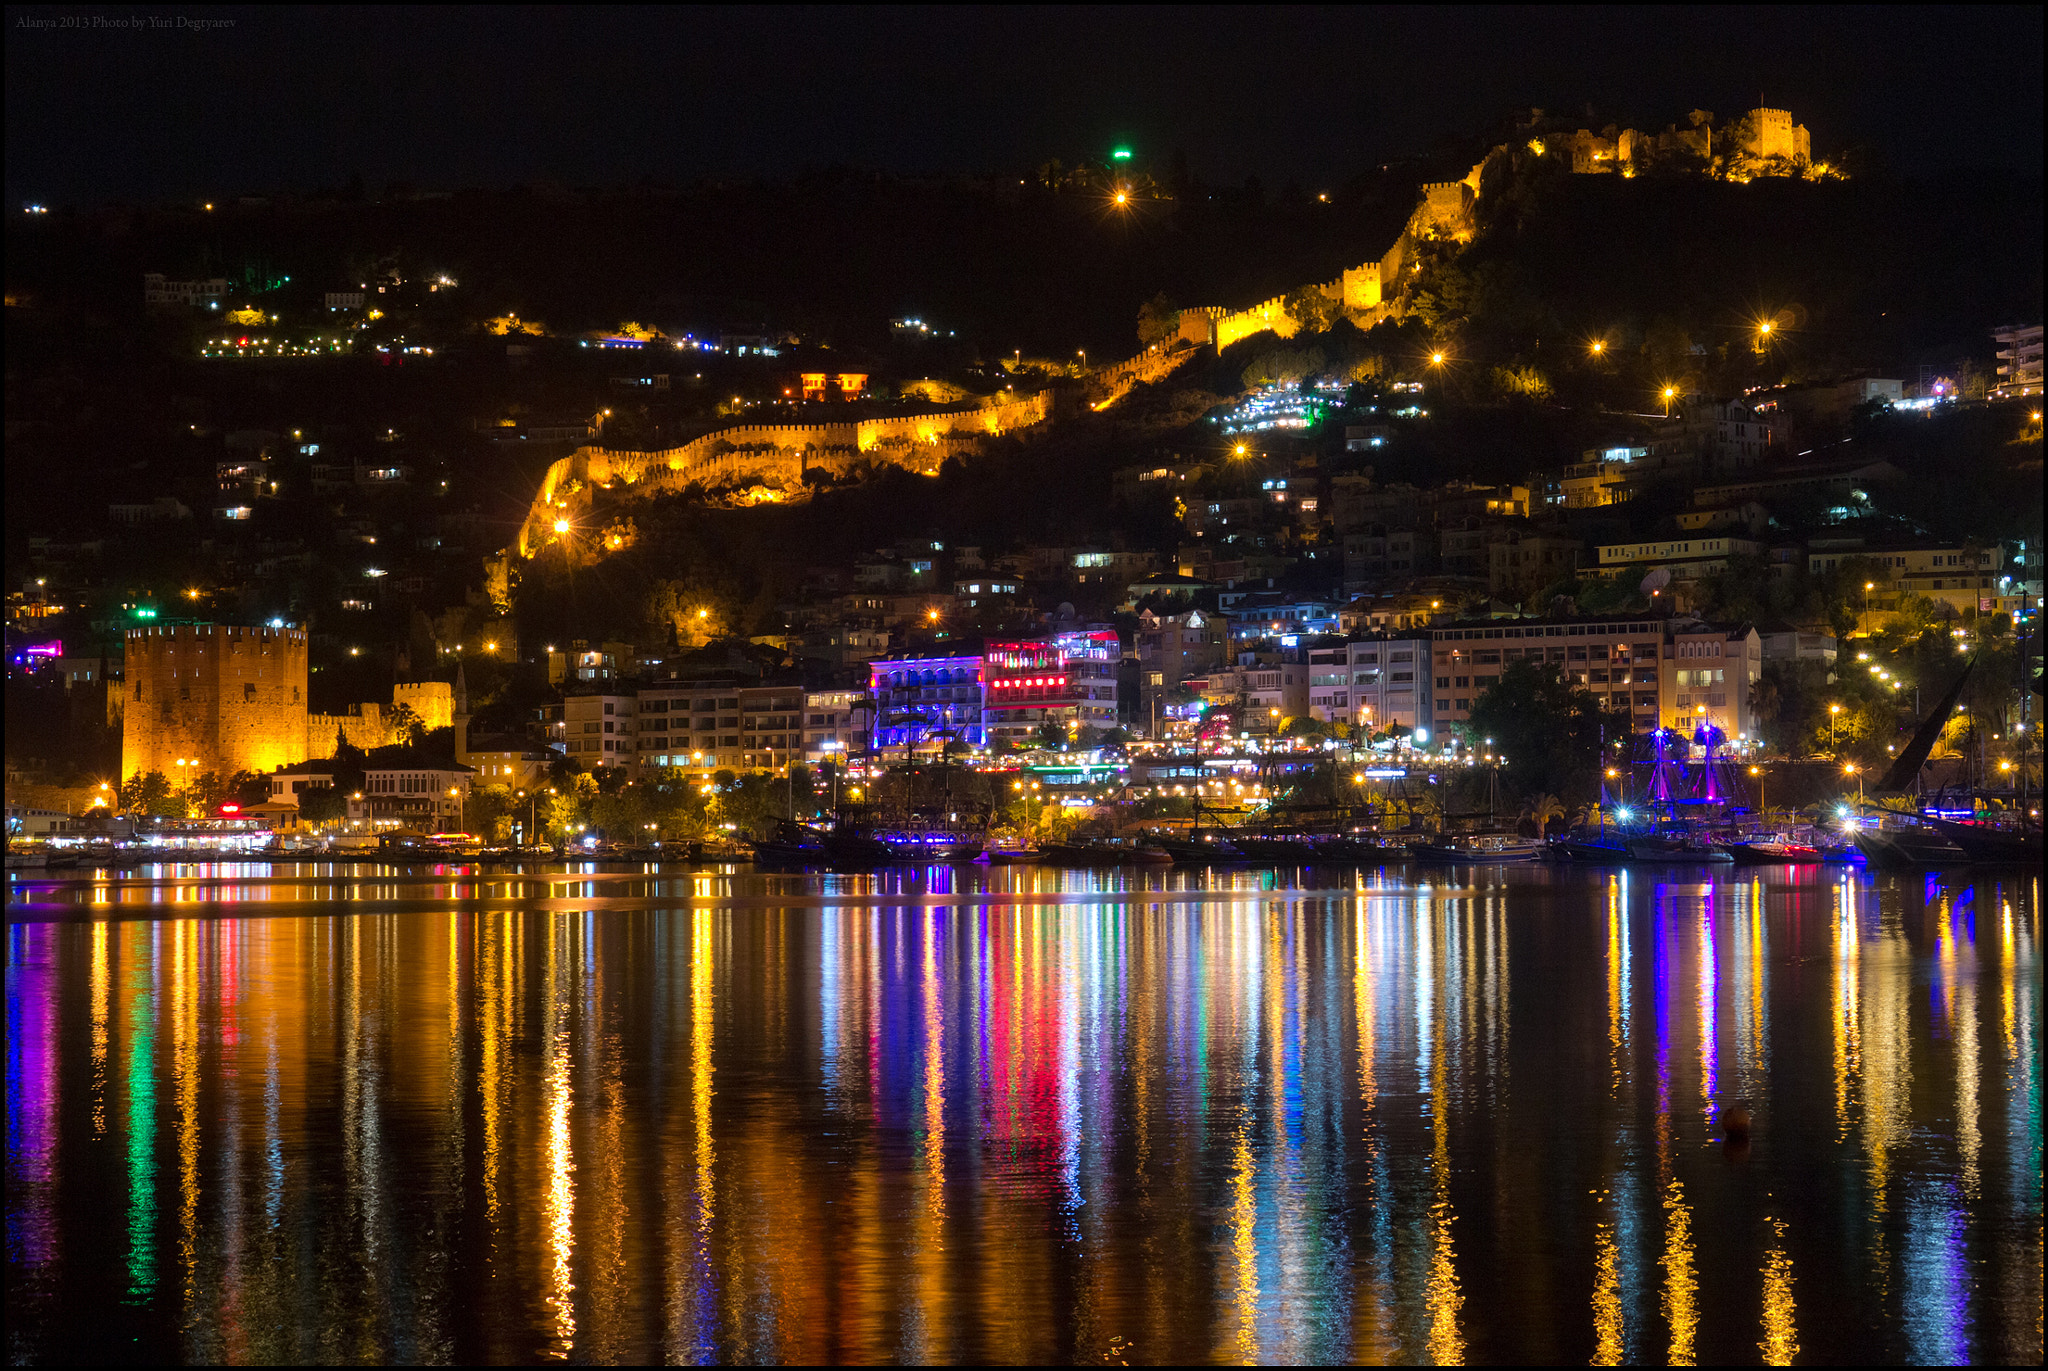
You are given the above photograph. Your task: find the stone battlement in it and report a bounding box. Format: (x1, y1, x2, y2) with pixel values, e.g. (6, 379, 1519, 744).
(123, 623, 309, 782)
(516, 390, 1054, 558)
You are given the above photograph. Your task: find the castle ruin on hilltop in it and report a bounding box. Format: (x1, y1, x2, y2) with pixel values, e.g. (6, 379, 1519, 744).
(1175, 106, 1822, 353)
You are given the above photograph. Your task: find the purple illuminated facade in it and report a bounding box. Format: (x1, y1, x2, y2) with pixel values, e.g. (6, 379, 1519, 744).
(869, 653, 984, 751)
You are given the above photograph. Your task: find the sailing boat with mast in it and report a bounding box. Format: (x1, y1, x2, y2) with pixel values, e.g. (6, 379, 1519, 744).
(1854, 656, 1974, 867)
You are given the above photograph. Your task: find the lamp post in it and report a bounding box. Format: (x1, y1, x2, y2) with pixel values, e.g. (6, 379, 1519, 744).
(1749, 764, 1765, 818)
(821, 740, 844, 813)
(1829, 702, 1843, 756)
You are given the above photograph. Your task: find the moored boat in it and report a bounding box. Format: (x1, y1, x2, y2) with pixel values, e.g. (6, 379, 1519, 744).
(1409, 833, 1545, 863)
(1919, 814, 2042, 864)
(1229, 832, 1322, 864)
(1554, 837, 1629, 863)
(821, 828, 897, 869)
(1852, 821, 1968, 869)
(1625, 834, 1735, 863)
(1718, 834, 1821, 864)
(1038, 839, 1174, 867)
(1150, 833, 1249, 864)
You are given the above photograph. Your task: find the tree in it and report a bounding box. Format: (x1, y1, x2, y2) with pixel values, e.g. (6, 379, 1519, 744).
(1466, 661, 1624, 804)
(646, 772, 715, 840)
(119, 770, 175, 816)
(330, 733, 368, 795)
(176, 769, 230, 817)
(540, 791, 580, 846)
(297, 786, 347, 827)
(1282, 286, 1340, 335)
(1490, 363, 1552, 402)
(713, 773, 781, 839)
(1135, 292, 1180, 347)
(228, 770, 271, 807)
(590, 786, 649, 841)
(1525, 792, 1565, 838)
(387, 703, 426, 748)
(1032, 721, 1067, 752)
(468, 784, 518, 841)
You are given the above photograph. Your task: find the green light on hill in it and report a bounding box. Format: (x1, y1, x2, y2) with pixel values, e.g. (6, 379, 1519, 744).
(1111, 147, 1132, 161)
(133, 607, 157, 619)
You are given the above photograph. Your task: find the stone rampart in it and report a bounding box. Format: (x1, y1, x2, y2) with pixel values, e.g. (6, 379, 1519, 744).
(517, 390, 1054, 557)
(1215, 295, 1300, 351)
(123, 624, 308, 782)
(1083, 344, 1199, 409)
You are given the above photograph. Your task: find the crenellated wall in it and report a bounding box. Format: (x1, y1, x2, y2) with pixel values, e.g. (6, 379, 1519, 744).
(1083, 343, 1200, 409)
(1195, 158, 1486, 355)
(123, 624, 308, 782)
(1215, 295, 1302, 351)
(517, 390, 1054, 558)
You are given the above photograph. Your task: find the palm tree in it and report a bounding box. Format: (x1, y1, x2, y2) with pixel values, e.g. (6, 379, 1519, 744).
(1526, 792, 1565, 839)
(1749, 673, 1783, 749)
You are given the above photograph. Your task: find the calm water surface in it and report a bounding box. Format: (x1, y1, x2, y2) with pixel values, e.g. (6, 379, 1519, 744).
(6, 863, 2042, 1364)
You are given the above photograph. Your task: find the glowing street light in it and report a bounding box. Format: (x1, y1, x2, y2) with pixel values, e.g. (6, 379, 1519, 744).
(1589, 339, 1606, 355)
(553, 519, 571, 535)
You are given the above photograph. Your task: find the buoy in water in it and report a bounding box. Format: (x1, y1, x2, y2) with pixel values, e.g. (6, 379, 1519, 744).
(1720, 1105, 1752, 1137)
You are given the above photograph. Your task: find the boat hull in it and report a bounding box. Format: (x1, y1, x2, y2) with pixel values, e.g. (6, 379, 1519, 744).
(1555, 839, 1629, 863)
(1922, 817, 2043, 864)
(1720, 842, 1821, 864)
(1626, 838, 1734, 863)
(1853, 828, 1968, 869)
(1409, 840, 1545, 863)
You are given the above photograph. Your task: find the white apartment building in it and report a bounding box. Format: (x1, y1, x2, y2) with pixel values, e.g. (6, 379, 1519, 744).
(802, 689, 865, 763)
(1992, 324, 2041, 398)
(348, 763, 474, 833)
(1198, 661, 1310, 727)
(1432, 619, 1666, 734)
(143, 273, 229, 309)
(1662, 624, 1762, 741)
(1308, 637, 1432, 731)
(631, 684, 740, 772)
(1808, 542, 2006, 614)
(563, 691, 638, 768)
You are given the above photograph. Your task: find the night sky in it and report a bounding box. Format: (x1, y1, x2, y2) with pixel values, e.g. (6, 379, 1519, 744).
(5, 4, 2043, 207)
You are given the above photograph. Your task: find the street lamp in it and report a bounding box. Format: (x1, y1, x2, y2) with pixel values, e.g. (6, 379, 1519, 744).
(1844, 761, 1863, 807)
(1829, 702, 1843, 755)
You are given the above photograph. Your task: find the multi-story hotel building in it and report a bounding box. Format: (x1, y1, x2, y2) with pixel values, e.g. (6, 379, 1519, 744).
(1308, 636, 1433, 732)
(871, 653, 985, 753)
(1429, 616, 1761, 744)
(629, 681, 802, 774)
(980, 630, 1121, 745)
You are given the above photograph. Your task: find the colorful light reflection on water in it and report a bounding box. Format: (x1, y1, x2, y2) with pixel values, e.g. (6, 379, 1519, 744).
(4, 864, 2042, 1363)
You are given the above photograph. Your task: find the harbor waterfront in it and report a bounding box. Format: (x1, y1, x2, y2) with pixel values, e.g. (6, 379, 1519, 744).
(6, 862, 2041, 1364)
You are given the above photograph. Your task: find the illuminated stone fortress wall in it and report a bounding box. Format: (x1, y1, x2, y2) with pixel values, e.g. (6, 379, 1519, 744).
(122, 623, 309, 781)
(517, 389, 1054, 558)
